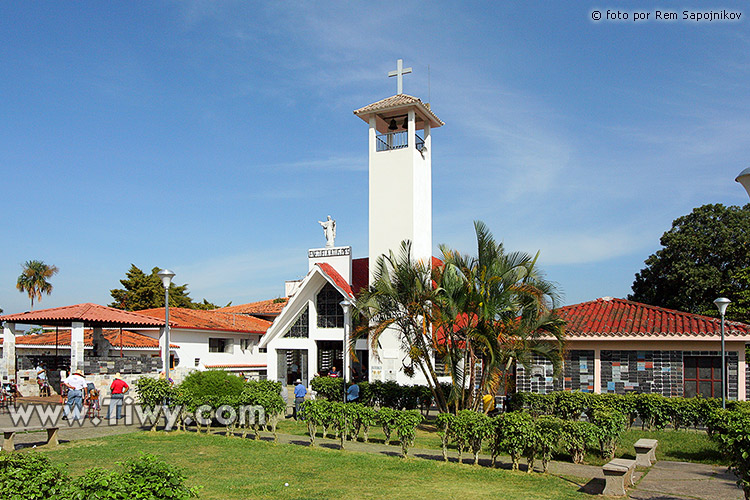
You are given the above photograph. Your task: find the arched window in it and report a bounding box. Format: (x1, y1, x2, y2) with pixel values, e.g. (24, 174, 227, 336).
(317, 283, 344, 328)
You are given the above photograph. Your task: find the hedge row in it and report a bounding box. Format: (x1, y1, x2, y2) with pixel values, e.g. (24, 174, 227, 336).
(301, 399, 423, 456)
(436, 409, 626, 471)
(135, 372, 286, 439)
(510, 391, 750, 430)
(0, 453, 198, 500)
(310, 378, 448, 412)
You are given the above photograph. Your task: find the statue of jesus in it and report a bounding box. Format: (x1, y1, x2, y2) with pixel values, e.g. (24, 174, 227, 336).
(318, 215, 336, 247)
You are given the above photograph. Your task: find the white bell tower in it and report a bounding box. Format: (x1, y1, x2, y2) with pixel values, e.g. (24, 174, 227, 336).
(353, 60, 444, 279)
(353, 60, 444, 382)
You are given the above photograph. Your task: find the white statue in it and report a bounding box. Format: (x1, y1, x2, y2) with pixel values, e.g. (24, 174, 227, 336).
(318, 215, 336, 247)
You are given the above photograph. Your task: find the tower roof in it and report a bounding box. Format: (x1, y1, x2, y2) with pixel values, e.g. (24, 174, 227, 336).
(354, 94, 444, 132)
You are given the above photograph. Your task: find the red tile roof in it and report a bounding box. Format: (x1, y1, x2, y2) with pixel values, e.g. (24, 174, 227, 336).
(0, 303, 166, 328)
(15, 328, 173, 349)
(217, 298, 288, 316)
(558, 297, 750, 339)
(317, 263, 354, 298)
(353, 94, 444, 128)
(134, 308, 271, 334)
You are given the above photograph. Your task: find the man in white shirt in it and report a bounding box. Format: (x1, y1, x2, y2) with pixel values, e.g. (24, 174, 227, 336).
(63, 372, 87, 421)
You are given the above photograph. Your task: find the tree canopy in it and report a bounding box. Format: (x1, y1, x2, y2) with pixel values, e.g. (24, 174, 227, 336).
(109, 265, 223, 311)
(16, 260, 59, 310)
(629, 203, 750, 321)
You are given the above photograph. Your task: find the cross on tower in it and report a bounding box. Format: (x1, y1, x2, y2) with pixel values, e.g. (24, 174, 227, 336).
(388, 59, 412, 95)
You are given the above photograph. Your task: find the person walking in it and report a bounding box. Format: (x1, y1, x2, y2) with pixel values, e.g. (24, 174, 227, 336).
(106, 373, 129, 420)
(36, 363, 50, 397)
(63, 371, 87, 421)
(293, 379, 306, 420)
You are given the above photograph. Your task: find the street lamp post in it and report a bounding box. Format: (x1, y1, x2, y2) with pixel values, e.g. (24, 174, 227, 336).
(735, 167, 750, 198)
(713, 297, 731, 409)
(340, 300, 352, 402)
(158, 269, 175, 382)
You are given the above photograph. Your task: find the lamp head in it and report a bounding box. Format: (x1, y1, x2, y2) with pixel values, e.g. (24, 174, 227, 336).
(735, 167, 750, 199)
(713, 297, 731, 316)
(339, 299, 352, 311)
(157, 269, 176, 289)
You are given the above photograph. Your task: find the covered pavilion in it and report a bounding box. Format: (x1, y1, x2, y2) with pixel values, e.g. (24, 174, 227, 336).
(0, 303, 168, 380)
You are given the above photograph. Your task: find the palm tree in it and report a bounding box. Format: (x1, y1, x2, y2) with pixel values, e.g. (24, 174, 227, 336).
(355, 241, 449, 413)
(437, 221, 565, 410)
(16, 260, 59, 309)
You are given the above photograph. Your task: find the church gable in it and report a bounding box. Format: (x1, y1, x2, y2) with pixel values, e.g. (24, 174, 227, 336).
(282, 305, 309, 338)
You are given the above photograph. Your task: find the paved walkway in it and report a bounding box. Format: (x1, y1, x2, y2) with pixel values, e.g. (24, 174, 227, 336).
(0, 403, 743, 500)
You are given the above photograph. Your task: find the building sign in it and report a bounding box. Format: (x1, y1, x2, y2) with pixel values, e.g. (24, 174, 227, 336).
(308, 247, 351, 258)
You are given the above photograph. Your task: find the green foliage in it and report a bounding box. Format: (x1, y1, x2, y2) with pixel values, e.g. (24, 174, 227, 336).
(591, 409, 627, 459)
(706, 408, 750, 499)
(495, 411, 536, 471)
(378, 407, 399, 445)
(179, 370, 245, 409)
(535, 416, 563, 473)
(109, 264, 221, 311)
(0, 453, 69, 500)
(310, 376, 345, 401)
(553, 391, 589, 421)
(508, 392, 555, 416)
(392, 409, 424, 457)
(300, 399, 330, 446)
(16, 260, 58, 309)
(436, 412, 456, 462)
(559, 419, 597, 465)
(0, 452, 198, 500)
(135, 377, 174, 431)
(629, 203, 750, 321)
(454, 410, 493, 465)
(633, 393, 671, 430)
(587, 393, 637, 427)
(666, 397, 700, 430)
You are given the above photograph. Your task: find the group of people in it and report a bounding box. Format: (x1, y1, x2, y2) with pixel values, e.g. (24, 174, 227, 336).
(61, 371, 129, 422)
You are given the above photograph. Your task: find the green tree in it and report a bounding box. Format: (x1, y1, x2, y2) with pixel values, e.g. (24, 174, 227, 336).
(16, 260, 59, 310)
(629, 204, 750, 320)
(109, 264, 221, 311)
(436, 221, 565, 410)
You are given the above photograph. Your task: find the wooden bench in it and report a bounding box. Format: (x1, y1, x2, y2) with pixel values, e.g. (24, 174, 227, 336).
(634, 438, 658, 467)
(1, 426, 60, 452)
(602, 458, 636, 496)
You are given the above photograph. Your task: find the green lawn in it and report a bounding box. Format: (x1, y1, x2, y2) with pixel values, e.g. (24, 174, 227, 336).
(37, 432, 588, 500)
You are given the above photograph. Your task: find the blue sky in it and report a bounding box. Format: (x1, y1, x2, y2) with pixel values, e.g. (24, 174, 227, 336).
(2, 1, 750, 313)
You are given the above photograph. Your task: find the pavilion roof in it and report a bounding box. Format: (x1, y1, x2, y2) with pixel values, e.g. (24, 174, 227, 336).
(133, 307, 271, 334)
(15, 328, 176, 349)
(0, 303, 167, 328)
(353, 94, 444, 131)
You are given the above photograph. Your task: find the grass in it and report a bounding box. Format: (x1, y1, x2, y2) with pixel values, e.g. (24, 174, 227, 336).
(276, 418, 727, 466)
(36, 431, 589, 500)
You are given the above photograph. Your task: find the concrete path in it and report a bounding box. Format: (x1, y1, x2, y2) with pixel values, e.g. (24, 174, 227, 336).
(0, 403, 743, 500)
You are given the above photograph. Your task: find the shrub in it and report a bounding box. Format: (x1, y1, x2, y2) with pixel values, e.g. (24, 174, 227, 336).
(436, 412, 456, 462)
(301, 399, 329, 446)
(240, 381, 285, 440)
(559, 419, 596, 464)
(310, 376, 345, 401)
(392, 409, 423, 457)
(134, 377, 174, 431)
(495, 411, 536, 471)
(553, 391, 589, 421)
(634, 393, 671, 430)
(668, 397, 700, 431)
(454, 410, 493, 465)
(707, 408, 750, 500)
(120, 453, 199, 499)
(378, 407, 399, 445)
(535, 416, 563, 473)
(591, 408, 626, 459)
(0, 453, 70, 500)
(179, 370, 246, 409)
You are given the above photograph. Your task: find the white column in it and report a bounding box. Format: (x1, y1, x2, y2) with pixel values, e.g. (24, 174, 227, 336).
(158, 326, 167, 372)
(2, 322, 18, 380)
(70, 322, 85, 374)
(407, 108, 415, 151)
(594, 348, 602, 394)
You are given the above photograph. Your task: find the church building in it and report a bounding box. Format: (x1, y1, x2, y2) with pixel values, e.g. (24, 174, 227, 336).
(260, 61, 444, 388)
